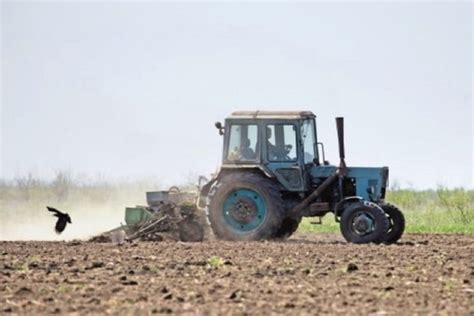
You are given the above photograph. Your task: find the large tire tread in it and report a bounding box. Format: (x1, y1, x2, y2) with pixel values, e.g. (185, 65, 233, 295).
(273, 217, 301, 239)
(380, 203, 405, 244)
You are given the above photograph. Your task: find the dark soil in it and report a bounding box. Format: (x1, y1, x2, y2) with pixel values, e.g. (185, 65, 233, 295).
(0, 233, 473, 315)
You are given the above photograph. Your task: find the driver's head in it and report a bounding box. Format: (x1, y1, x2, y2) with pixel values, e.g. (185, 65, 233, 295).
(242, 138, 250, 148)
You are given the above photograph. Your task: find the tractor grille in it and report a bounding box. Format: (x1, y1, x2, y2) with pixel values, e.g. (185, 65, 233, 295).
(343, 177, 356, 197)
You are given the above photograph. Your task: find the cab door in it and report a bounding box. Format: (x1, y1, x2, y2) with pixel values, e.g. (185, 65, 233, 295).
(263, 121, 304, 191)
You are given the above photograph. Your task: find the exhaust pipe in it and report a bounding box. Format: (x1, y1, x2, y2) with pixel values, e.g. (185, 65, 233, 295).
(335, 117, 347, 174)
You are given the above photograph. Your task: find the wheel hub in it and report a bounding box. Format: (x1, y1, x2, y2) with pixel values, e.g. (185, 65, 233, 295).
(228, 197, 257, 224)
(352, 212, 375, 236)
(223, 189, 266, 232)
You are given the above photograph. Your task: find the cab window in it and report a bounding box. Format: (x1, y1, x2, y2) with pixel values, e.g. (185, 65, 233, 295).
(301, 119, 317, 164)
(227, 124, 258, 161)
(266, 124, 297, 161)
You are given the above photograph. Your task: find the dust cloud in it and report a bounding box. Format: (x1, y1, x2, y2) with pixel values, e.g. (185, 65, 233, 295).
(0, 204, 125, 241)
(0, 182, 155, 241)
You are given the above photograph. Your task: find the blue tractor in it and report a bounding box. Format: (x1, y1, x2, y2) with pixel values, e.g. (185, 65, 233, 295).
(199, 111, 405, 244)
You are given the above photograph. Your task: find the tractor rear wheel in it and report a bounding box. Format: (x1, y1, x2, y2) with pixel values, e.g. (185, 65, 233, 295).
(207, 173, 284, 241)
(340, 201, 389, 244)
(273, 217, 301, 239)
(380, 203, 405, 244)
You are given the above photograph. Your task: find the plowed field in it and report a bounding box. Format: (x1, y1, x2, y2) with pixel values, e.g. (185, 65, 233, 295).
(1, 233, 473, 315)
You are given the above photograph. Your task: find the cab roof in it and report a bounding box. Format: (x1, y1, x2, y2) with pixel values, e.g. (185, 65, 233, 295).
(229, 111, 315, 119)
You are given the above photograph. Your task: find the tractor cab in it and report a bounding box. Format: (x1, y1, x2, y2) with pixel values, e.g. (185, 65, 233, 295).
(220, 111, 319, 192)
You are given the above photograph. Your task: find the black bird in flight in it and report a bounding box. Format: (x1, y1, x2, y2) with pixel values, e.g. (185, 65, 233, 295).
(47, 206, 72, 234)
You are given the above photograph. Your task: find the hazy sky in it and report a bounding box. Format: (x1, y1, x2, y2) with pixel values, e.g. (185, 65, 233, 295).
(1, 1, 473, 189)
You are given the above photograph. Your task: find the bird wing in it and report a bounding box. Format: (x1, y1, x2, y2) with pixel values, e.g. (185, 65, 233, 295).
(47, 206, 65, 216)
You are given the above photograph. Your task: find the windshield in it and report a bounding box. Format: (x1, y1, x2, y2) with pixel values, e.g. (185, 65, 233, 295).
(301, 119, 317, 164)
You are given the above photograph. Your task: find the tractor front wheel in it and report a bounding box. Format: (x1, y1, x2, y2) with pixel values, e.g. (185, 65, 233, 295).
(380, 203, 405, 244)
(207, 173, 284, 241)
(340, 201, 389, 244)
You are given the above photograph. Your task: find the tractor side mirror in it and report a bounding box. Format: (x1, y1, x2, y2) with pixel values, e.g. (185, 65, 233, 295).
(215, 121, 224, 135)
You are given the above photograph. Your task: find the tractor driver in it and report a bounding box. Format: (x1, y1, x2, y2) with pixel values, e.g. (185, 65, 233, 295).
(239, 138, 255, 160)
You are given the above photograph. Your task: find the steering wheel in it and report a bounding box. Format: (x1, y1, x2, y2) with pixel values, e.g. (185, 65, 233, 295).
(272, 144, 293, 161)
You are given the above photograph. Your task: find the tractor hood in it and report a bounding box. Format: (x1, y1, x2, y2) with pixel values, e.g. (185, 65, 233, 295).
(311, 165, 389, 202)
